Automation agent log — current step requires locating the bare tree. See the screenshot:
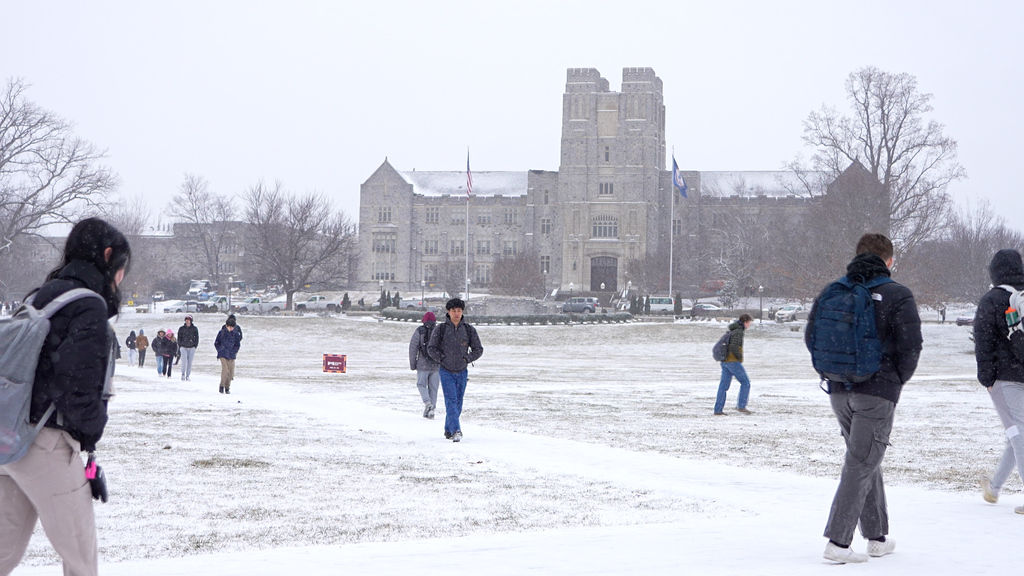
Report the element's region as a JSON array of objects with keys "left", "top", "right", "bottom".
[
  {"left": 790, "top": 67, "right": 964, "bottom": 254},
  {"left": 0, "top": 78, "right": 118, "bottom": 298},
  {"left": 166, "top": 173, "right": 238, "bottom": 288},
  {"left": 242, "top": 180, "right": 356, "bottom": 310},
  {"left": 491, "top": 249, "right": 544, "bottom": 297},
  {"left": 100, "top": 192, "right": 150, "bottom": 236}
]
